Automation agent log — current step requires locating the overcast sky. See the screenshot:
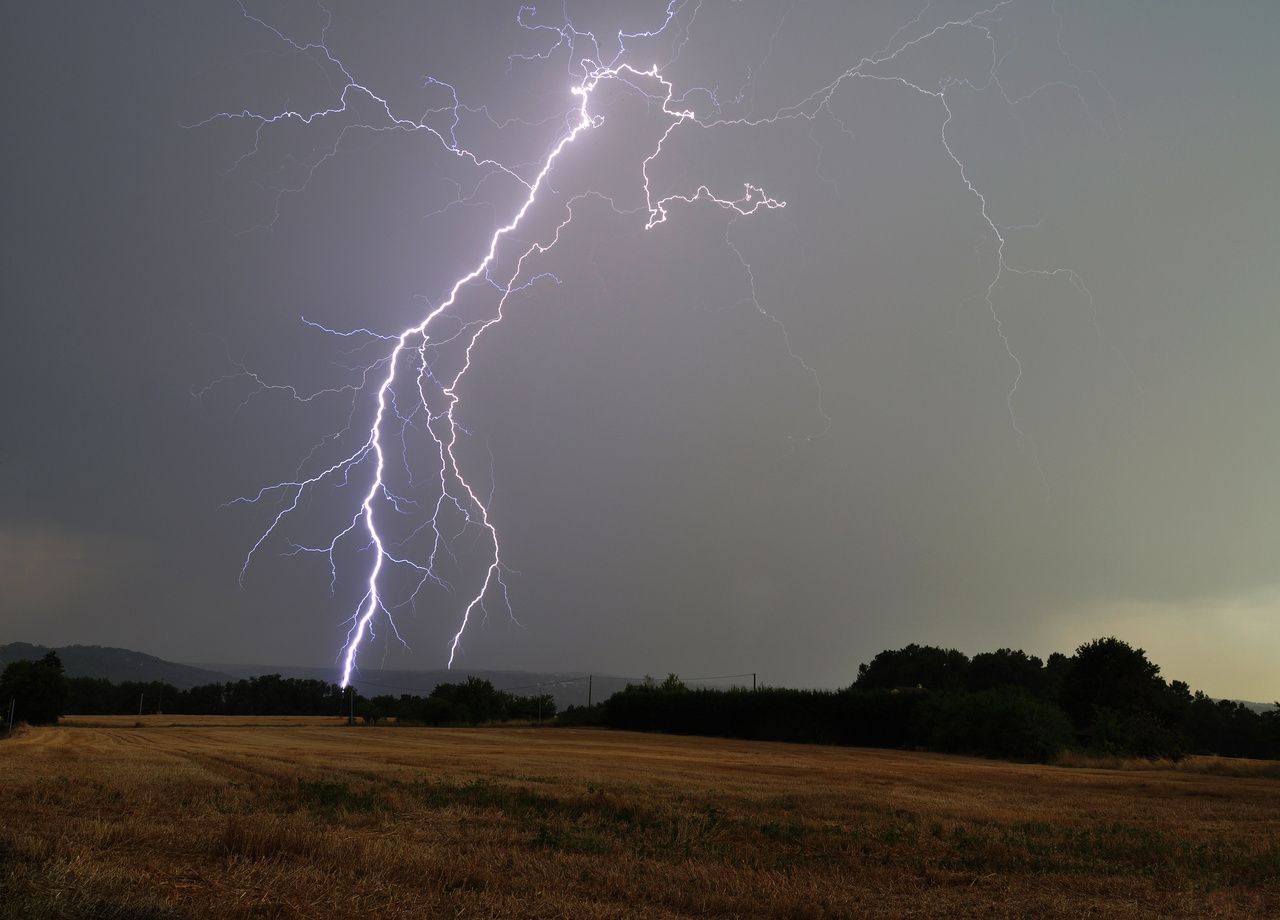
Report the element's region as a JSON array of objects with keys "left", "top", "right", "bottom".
[{"left": 3, "top": 1, "right": 1277, "bottom": 699}]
